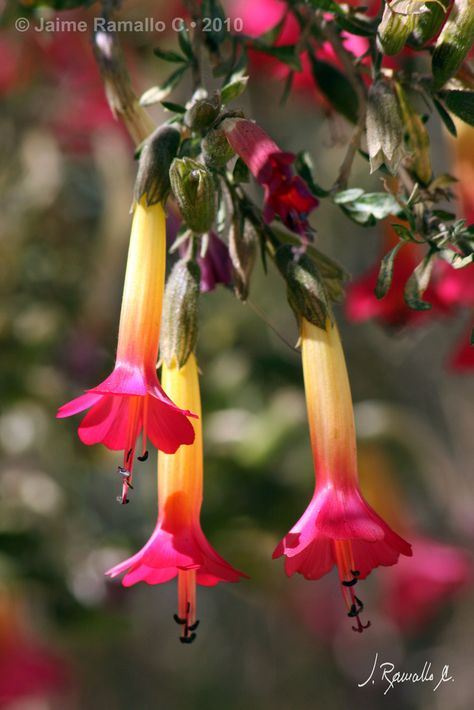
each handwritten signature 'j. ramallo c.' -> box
[358,652,454,695]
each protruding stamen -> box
[176,570,198,644]
[126,448,133,463]
[342,577,358,587]
[138,450,149,462]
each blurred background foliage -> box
[1,1,474,709]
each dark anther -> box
[350,570,360,577]
[138,450,149,462]
[173,614,186,625]
[352,619,371,633]
[342,577,358,587]
[188,619,200,631]
[354,596,364,611]
[126,448,133,462]
[116,496,130,505]
[179,633,197,644]
[348,604,359,618]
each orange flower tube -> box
[107,354,247,642]
[274,317,412,631]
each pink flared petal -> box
[56,391,102,418]
[147,396,196,454]
[78,394,134,450]
[107,522,247,588]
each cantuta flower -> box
[273,317,412,631]
[107,354,247,642]
[57,198,196,503]
[221,118,318,237]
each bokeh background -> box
[1,1,474,708]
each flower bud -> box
[366,79,405,174]
[377,1,415,56]
[161,258,201,369]
[432,0,474,90]
[134,125,181,205]
[202,128,235,168]
[410,0,450,47]
[275,245,330,329]
[395,82,432,184]
[229,217,257,301]
[184,92,221,131]
[169,158,217,233]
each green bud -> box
[134,125,181,205]
[202,128,235,168]
[410,0,450,47]
[432,0,474,90]
[275,245,330,329]
[377,1,416,56]
[229,217,257,301]
[160,258,201,368]
[366,79,406,174]
[395,82,432,184]
[169,158,216,233]
[184,92,221,131]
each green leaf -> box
[391,222,414,240]
[258,16,286,44]
[306,0,344,14]
[335,13,377,37]
[139,66,188,106]
[404,253,434,310]
[233,158,250,184]
[333,188,365,204]
[153,47,187,63]
[443,91,474,127]
[252,43,302,71]
[433,98,457,136]
[279,71,295,105]
[178,23,194,60]
[221,75,249,105]
[309,57,359,124]
[375,243,402,299]
[161,101,186,114]
[295,152,330,198]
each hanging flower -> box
[273,317,412,631]
[57,198,196,503]
[107,354,248,642]
[221,118,318,237]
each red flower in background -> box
[222,118,318,237]
[229,0,369,101]
[380,537,472,631]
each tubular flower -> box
[273,318,412,631]
[107,354,248,642]
[221,118,318,237]
[57,198,196,503]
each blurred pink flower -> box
[380,537,472,631]
[222,117,318,236]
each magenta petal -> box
[56,391,102,418]
[78,395,132,450]
[147,396,196,454]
